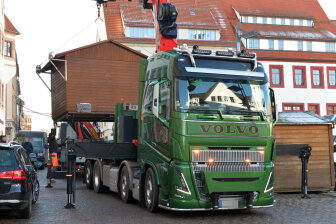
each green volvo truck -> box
[76,46,277,212]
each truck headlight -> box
[172,162,191,195]
[38,153,43,157]
[264,167,274,193]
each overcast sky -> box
[3,0,336,131]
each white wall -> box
[261,60,336,115]
[248,38,336,53]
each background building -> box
[103,0,336,116]
[0,0,5,135]
[0,1,22,139]
[22,114,32,131]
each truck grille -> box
[192,150,264,163]
[192,162,264,172]
[191,150,265,201]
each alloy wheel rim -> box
[94,171,99,187]
[33,182,39,201]
[86,166,90,183]
[121,175,127,198]
[146,176,152,205]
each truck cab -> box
[137,46,277,210]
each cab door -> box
[152,81,171,156]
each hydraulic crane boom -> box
[95,0,178,52]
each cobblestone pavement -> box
[0,169,335,224]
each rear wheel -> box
[32,180,39,204]
[93,162,105,193]
[85,161,93,189]
[144,168,159,212]
[119,166,132,203]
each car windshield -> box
[174,77,271,117]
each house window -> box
[290,19,294,25]
[311,67,324,89]
[243,16,248,23]
[308,20,313,26]
[326,43,335,52]
[268,40,274,49]
[327,104,336,115]
[299,20,303,26]
[269,65,284,88]
[217,96,222,102]
[308,104,320,115]
[278,40,284,50]
[263,17,267,24]
[253,17,257,23]
[230,97,235,103]
[281,18,285,25]
[293,66,306,88]
[129,27,155,38]
[4,41,12,57]
[327,67,336,88]
[211,96,216,102]
[272,18,276,24]
[283,103,304,112]
[306,41,312,51]
[298,41,303,51]
[188,30,216,40]
[249,39,260,49]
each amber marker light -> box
[245,158,251,164]
[259,151,265,155]
[193,150,200,155]
[208,158,215,164]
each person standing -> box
[0,135,7,143]
[22,138,34,154]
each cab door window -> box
[159,82,170,120]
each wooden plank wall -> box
[51,41,146,119]
[51,62,66,120]
[274,124,334,192]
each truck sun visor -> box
[185,67,265,78]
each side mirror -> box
[269,88,278,124]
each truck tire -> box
[85,161,94,189]
[119,166,132,203]
[144,168,159,212]
[93,161,105,193]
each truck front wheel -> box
[144,168,159,212]
[119,166,132,203]
[85,161,93,189]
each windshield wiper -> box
[186,108,224,119]
[230,110,265,121]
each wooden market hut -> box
[274,111,335,192]
[38,40,147,122]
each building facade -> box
[103,0,336,116]
[22,114,32,131]
[0,1,22,139]
[0,0,5,135]
[4,14,20,140]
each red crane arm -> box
[151,0,178,52]
[96,0,178,52]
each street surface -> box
[0,169,335,224]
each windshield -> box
[18,137,44,148]
[174,77,271,117]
